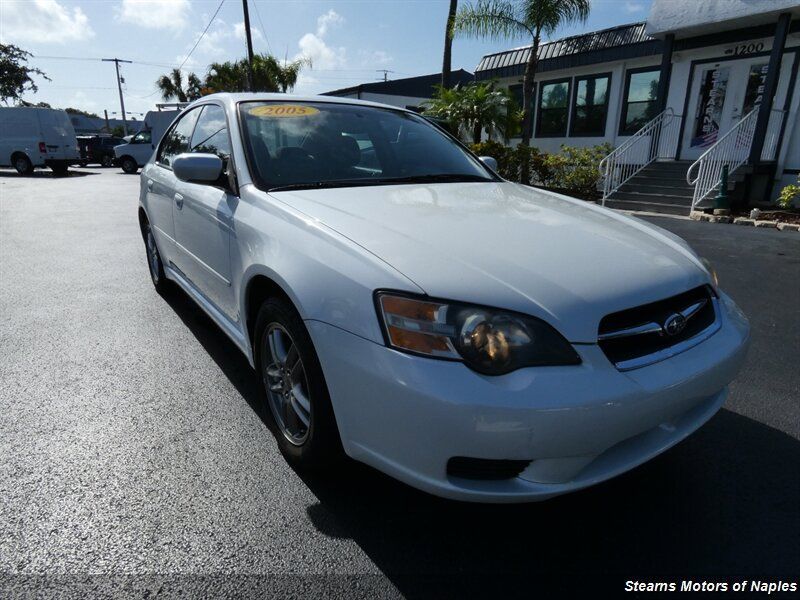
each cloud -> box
[359,49,392,66]
[624,1,645,12]
[117,0,190,30]
[316,9,343,37]
[0,0,93,44]
[294,10,346,71]
[234,22,263,42]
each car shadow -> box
[0,169,98,178]
[159,284,800,598]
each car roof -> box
[186,93,415,114]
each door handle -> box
[147,179,153,191]
[174,193,184,210]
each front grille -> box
[447,457,531,480]
[598,285,718,370]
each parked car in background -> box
[77,135,125,167]
[137,94,750,503]
[0,107,80,175]
[115,109,181,174]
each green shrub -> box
[542,144,612,197]
[777,176,800,209]
[468,141,548,183]
[469,142,611,199]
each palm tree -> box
[204,54,310,94]
[455,0,590,182]
[156,68,202,102]
[441,0,458,88]
[424,81,520,144]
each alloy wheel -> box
[263,324,312,445]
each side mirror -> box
[479,156,498,172]
[173,153,223,183]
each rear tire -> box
[13,154,33,176]
[255,297,343,469]
[143,221,168,293]
[121,156,138,174]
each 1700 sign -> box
[725,42,766,57]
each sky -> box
[0,0,653,117]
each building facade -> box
[324,70,474,111]
[475,0,800,209]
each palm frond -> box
[454,0,532,41]
[525,0,590,36]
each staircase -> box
[603,161,696,215]
[603,160,751,215]
[599,107,763,216]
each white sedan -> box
[138,94,749,502]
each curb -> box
[690,211,800,233]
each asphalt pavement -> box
[1,168,798,598]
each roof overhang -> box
[646,0,800,39]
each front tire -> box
[101,155,113,168]
[255,297,343,468]
[143,222,168,293]
[13,154,33,175]
[121,156,138,174]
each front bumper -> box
[307,293,750,502]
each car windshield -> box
[239,101,494,191]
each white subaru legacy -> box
[138,94,749,502]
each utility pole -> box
[102,58,132,135]
[242,0,255,91]
[377,69,390,82]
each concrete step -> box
[609,190,694,205]
[619,183,695,196]
[603,199,692,216]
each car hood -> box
[270,182,710,342]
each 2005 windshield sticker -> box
[249,105,320,118]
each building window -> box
[536,79,570,137]
[509,83,535,138]
[619,68,660,135]
[570,74,610,137]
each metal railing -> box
[686,109,758,210]
[761,108,786,161]
[599,108,682,204]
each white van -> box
[0,107,80,175]
[114,110,181,174]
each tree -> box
[424,81,520,144]
[0,44,49,105]
[204,54,309,94]
[441,0,458,88]
[156,68,202,103]
[65,107,100,119]
[455,0,590,182]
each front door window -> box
[691,66,730,148]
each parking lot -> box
[1,167,798,598]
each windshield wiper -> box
[267,173,493,193]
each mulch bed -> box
[733,209,800,225]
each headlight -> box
[701,257,719,289]
[376,292,580,375]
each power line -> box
[250,0,273,55]
[178,0,225,71]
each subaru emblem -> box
[663,313,687,336]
